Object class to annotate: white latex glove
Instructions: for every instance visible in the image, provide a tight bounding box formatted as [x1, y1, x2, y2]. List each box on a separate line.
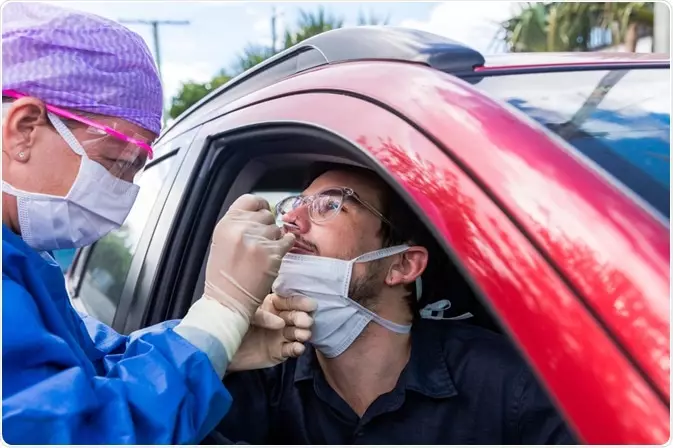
[227, 294, 317, 372]
[174, 194, 295, 378]
[204, 194, 295, 320]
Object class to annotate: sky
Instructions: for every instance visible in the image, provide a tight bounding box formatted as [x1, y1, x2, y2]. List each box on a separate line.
[53, 1, 524, 105]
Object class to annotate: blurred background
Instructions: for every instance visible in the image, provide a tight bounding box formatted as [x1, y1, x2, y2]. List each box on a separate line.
[55, 1, 671, 126]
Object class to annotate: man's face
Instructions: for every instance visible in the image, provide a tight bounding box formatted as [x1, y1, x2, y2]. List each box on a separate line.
[281, 169, 392, 306]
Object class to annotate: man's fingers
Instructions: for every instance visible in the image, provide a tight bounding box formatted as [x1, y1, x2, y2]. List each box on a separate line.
[252, 308, 285, 330]
[273, 294, 317, 313]
[229, 194, 271, 213]
[279, 310, 313, 329]
[281, 341, 305, 359]
[283, 326, 311, 342]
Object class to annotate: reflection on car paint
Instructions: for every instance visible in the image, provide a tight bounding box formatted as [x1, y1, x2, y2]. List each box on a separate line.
[210, 88, 668, 443]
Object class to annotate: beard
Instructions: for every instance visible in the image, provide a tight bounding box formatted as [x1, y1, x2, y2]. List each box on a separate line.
[348, 259, 387, 311]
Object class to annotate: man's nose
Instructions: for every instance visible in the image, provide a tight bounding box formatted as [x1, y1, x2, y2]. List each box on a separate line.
[282, 203, 310, 234]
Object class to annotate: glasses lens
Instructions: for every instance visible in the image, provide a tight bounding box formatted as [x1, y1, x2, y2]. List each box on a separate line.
[276, 196, 303, 222]
[310, 189, 343, 223]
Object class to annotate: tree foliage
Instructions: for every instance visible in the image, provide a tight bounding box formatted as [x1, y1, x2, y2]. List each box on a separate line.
[169, 71, 231, 119]
[498, 2, 654, 53]
[169, 7, 387, 119]
[283, 6, 345, 48]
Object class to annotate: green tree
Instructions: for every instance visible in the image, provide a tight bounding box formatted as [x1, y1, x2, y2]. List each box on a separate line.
[283, 6, 345, 48]
[168, 70, 231, 119]
[233, 44, 276, 74]
[230, 7, 347, 75]
[600, 2, 654, 52]
[169, 7, 390, 118]
[498, 2, 654, 53]
[357, 10, 390, 26]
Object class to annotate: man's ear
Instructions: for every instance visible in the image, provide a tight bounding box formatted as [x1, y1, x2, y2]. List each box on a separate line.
[2, 97, 49, 162]
[385, 246, 428, 287]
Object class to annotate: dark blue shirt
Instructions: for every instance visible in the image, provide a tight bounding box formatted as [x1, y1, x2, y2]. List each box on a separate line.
[210, 320, 576, 444]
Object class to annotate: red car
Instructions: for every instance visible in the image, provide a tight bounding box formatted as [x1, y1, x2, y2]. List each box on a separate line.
[66, 27, 670, 444]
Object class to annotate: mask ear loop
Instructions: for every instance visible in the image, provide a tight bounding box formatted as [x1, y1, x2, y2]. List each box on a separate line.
[353, 245, 423, 300]
[343, 245, 411, 297]
[48, 113, 87, 157]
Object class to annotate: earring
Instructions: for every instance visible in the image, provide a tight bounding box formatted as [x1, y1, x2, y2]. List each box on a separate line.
[18, 152, 25, 159]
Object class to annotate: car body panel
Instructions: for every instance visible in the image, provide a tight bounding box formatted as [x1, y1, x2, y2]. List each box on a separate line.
[208, 61, 669, 401]
[75, 34, 669, 443]
[196, 91, 669, 443]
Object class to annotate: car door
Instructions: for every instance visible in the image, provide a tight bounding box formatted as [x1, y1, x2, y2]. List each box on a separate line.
[124, 74, 666, 443]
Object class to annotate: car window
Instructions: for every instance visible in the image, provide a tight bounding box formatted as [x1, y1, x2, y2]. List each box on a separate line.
[474, 68, 670, 219]
[78, 158, 176, 325]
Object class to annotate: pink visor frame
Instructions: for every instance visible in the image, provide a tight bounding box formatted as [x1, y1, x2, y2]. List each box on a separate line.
[2, 89, 154, 159]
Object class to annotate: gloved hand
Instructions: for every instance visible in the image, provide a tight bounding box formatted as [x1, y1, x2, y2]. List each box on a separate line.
[204, 194, 295, 321]
[227, 293, 317, 372]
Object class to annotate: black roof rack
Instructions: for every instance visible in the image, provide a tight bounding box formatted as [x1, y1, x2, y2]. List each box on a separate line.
[299, 26, 484, 73]
[160, 26, 484, 140]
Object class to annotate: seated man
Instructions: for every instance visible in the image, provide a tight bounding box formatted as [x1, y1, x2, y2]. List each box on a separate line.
[213, 163, 576, 445]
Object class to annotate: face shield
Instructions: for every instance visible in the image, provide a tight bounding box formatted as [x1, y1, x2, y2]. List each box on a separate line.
[2, 89, 155, 185]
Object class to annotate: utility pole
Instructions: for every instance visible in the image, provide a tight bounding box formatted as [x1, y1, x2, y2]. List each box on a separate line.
[119, 19, 190, 84]
[119, 19, 190, 125]
[653, 2, 670, 54]
[270, 7, 283, 54]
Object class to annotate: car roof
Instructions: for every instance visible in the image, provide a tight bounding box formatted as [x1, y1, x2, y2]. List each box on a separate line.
[158, 26, 484, 142]
[481, 52, 670, 71]
[157, 26, 670, 144]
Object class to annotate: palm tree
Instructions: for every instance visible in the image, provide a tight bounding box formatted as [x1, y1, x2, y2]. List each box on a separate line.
[357, 10, 390, 26]
[233, 44, 276, 74]
[233, 7, 386, 75]
[283, 6, 344, 49]
[498, 2, 654, 53]
[600, 2, 654, 52]
[498, 3, 550, 52]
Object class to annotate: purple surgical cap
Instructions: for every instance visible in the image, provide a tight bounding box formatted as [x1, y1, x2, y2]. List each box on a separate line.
[2, 2, 163, 134]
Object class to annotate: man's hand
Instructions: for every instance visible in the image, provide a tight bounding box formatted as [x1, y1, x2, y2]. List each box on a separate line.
[227, 294, 316, 372]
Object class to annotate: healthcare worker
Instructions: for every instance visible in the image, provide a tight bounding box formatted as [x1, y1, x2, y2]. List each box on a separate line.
[2, 3, 313, 445]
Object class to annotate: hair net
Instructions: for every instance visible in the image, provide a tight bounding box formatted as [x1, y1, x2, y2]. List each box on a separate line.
[2, 2, 163, 134]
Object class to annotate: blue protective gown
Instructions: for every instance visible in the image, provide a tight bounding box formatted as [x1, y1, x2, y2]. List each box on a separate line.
[2, 224, 233, 444]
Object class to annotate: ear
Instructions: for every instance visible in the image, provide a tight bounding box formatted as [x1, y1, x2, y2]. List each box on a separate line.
[385, 246, 428, 288]
[2, 97, 49, 163]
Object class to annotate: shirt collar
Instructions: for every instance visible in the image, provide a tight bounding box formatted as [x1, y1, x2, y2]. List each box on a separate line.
[294, 324, 458, 399]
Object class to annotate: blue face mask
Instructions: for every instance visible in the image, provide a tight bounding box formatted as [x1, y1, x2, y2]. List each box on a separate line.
[272, 245, 413, 358]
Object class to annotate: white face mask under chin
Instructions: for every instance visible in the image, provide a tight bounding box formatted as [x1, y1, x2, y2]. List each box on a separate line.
[272, 245, 414, 358]
[2, 113, 139, 251]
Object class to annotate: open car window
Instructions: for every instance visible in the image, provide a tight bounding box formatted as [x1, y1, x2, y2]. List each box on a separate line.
[475, 68, 670, 220]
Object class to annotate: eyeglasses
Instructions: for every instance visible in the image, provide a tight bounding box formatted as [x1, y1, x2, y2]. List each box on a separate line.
[275, 187, 394, 228]
[2, 89, 155, 160]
